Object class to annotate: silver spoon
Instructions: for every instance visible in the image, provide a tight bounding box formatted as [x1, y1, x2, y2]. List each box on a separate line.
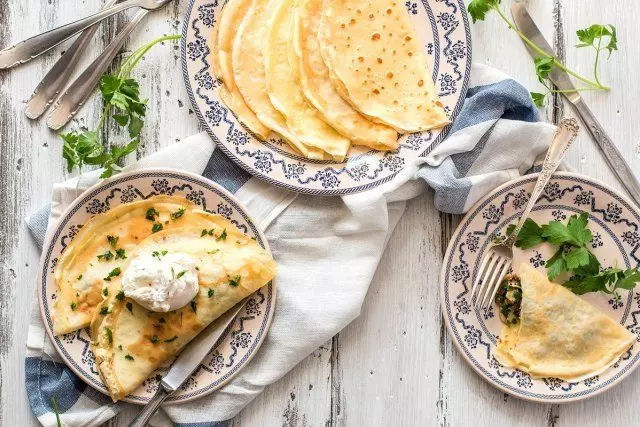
[0, 0, 173, 70]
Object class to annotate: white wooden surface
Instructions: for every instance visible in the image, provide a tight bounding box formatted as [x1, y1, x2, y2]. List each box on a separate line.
[1, 0, 638, 425]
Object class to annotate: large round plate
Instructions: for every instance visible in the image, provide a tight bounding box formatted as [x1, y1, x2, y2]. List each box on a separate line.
[38, 168, 276, 404]
[181, 0, 472, 195]
[441, 172, 640, 403]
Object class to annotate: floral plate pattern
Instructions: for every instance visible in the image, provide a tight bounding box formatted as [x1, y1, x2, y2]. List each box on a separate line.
[440, 172, 640, 403]
[181, 0, 472, 195]
[38, 169, 276, 404]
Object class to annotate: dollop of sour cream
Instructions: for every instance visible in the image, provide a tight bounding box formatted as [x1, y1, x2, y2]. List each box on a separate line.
[122, 252, 199, 312]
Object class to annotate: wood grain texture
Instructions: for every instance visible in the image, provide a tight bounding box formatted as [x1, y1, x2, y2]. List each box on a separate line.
[1, 0, 639, 426]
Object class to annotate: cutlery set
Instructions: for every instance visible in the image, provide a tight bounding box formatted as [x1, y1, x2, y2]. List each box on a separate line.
[0, 0, 173, 128]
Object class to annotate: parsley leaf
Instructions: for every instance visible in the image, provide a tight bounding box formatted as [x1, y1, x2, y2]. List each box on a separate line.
[115, 248, 127, 260]
[216, 229, 227, 241]
[164, 336, 178, 343]
[534, 56, 554, 83]
[228, 275, 241, 287]
[208, 289, 214, 298]
[125, 354, 134, 361]
[97, 250, 113, 261]
[545, 248, 567, 281]
[152, 222, 163, 233]
[171, 207, 185, 220]
[508, 218, 545, 249]
[116, 290, 125, 301]
[467, 0, 499, 23]
[103, 267, 121, 281]
[146, 207, 159, 221]
[105, 327, 113, 345]
[177, 270, 188, 279]
[107, 235, 119, 247]
[576, 24, 618, 56]
[530, 92, 546, 107]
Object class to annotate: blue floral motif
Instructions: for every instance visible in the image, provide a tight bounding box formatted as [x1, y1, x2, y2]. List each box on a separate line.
[195, 70, 217, 90]
[512, 189, 529, 210]
[402, 133, 424, 151]
[465, 233, 479, 252]
[482, 204, 502, 223]
[452, 263, 469, 283]
[180, 376, 198, 391]
[446, 40, 466, 62]
[284, 162, 306, 180]
[543, 377, 563, 391]
[186, 189, 205, 206]
[62, 332, 76, 345]
[86, 198, 108, 215]
[609, 297, 623, 310]
[228, 128, 249, 146]
[482, 305, 494, 320]
[204, 102, 225, 126]
[120, 185, 138, 203]
[516, 371, 533, 389]
[68, 224, 82, 241]
[217, 202, 233, 219]
[349, 163, 370, 182]
[583, 376, 599, 387]
[439, 72, 456, 95]
[622, 230, 640, 246]
[591, 232, 603, 248]
[245, 298, 262, 317]
[551, 209, 567, 221]
[208, 351, 225, 374]
[574, 190, 594, 206]
[254, 152, 273, 173]
[454, 298, 470, 315]
[604, 202, 623, 222]
[427, 42, 434, 55]
[543, 182, 562, 201]
[381, 155, 405, 172]
[464, 325, 481, 349]
[437, 12, 458, 31]
[529, 251, 544, 268]
[231, 331, 253, 349]
[151, 178, 172, 195]
[317, 170, 340, 189]
[197, 4, 216, 27]
[404, 1, 418, 14]
[187, 38, 206, 61]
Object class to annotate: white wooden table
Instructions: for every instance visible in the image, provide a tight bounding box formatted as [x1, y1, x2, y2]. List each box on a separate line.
[2, 0, 639, 425]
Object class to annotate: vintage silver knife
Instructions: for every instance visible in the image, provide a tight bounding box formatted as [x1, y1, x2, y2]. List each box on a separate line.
[129, 298, 248, 427]
[511, 2, 640, 207]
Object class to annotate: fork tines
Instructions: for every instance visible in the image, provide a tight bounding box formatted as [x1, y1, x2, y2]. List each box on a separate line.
[471, 252, 512, 308]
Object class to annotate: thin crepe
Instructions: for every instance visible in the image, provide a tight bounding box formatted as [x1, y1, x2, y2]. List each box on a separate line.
[292, 0, 398, 150]
[317, 0, 450, 133]
[494, 263, 634, 381]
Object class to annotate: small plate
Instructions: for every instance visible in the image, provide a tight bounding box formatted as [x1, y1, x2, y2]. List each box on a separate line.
[181, 0, 472, 195]
[38, 168, 276, 404]
[441, 172, 640, 403]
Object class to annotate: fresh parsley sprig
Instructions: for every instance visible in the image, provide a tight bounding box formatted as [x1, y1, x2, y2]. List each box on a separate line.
[467, 1, 617, 107]
[507, 213, 640, 299]
[61, 34, 181, 179]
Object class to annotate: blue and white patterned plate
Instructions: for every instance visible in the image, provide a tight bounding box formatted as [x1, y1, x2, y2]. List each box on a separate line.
[441, 172, 640, 403]
[37, 169, 276, 404]
[181, 0, 472, 195]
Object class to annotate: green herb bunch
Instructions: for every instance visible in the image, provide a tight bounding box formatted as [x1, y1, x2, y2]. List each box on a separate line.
[507, 213, 640, 301]
[61, 34, 181, 179]
[468, 0, 617, 107]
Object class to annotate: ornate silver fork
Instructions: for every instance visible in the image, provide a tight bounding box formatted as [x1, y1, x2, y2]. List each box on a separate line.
[471, 117, 580, 308]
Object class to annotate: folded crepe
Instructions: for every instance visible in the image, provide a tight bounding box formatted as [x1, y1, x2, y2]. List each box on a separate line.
[91, 222, 277, 401]
[495, 263, 634, 381]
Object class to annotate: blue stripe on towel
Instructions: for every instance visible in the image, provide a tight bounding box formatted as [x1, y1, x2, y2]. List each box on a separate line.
[25, 357, 87, 417]
[202, 149, 251, 194]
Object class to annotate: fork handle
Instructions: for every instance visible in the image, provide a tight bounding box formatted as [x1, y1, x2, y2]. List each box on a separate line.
[504, 118, 579, 247]
[0, 0, 140, 70]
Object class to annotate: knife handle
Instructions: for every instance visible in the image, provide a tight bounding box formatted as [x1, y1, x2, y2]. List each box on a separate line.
[129, 385, 171, 427]
[572, 98, 640, 207]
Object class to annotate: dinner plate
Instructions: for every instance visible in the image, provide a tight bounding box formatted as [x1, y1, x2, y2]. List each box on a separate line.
[441, 172, 640, 403]
[38, 168, 276, 404]
[181, 0, 472, 195]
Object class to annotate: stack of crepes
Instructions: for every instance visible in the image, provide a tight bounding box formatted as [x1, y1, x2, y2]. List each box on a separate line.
[210, 0, 450, 161]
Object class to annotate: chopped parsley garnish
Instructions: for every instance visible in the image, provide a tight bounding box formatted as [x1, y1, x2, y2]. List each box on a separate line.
[70, 302, 77, 311]
[190, 300, 197, 313]
[152, 250, 168, 260]
[97, 250, 113, 261]
[116, 290, 125, 301]
[176, 270, 188, 279]
[171, 266, 175, 279]
[118, 344, 123, 351]
[145, 207, 159, 221]
[126, 302, 133, 313]
[201, 228, 215, 237]
[107, 235, 119, 247]
[99, 307, 110, 315]
[105, 327, 113, 345]
[208, 289, 214, 298]
[208, 249, 219, 255]
[115, 248, 127, 260]
[125, 354, 134, 361]
[170, 207, 185, 220]
[164, 336, 178, 343]
[216, 229, 227, 241]
[495, 275, 522, 325]
[150, 335, 159, 344]
[103, 267, 121, 281]
[195, 266, 200, 271]
[77, 274, 83, 280]
[228, 275, 241, 287]
[102, 288, 108, 297]
[152, 222, 163, 233]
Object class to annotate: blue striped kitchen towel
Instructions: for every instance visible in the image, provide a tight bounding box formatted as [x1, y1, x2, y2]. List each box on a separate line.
[24, 63, 555, 426]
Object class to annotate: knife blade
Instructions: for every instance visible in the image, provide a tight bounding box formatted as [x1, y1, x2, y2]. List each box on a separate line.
[511, 2, 640, 208]
[129, 298, 248, 427]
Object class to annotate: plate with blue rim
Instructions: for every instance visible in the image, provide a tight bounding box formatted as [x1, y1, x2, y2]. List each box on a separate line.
[440, 172, 640, 403]
[37, 168, 276, 404]
[181, 0, 472, 195]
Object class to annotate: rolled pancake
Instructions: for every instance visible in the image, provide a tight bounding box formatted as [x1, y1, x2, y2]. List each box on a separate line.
[495, 263, 634, 381]
[233, 0, 326, 159]
[53, 196, 225, 335]
[317, 0, 450, 133]
[210, 0, 270, 139]
[292, 0, 398, 150]
[92, 223, 277, 401]
[265, 0, 350, 161]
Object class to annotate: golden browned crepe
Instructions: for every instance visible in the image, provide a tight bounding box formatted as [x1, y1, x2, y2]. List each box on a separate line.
[495, 263, 634, 381]
[91, 222, 276, 401]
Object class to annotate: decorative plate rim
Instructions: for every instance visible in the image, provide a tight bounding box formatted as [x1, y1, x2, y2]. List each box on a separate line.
[37, 167, 277, 405]
[440, 171, 640, 404]
[180, 0, 473, 196]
